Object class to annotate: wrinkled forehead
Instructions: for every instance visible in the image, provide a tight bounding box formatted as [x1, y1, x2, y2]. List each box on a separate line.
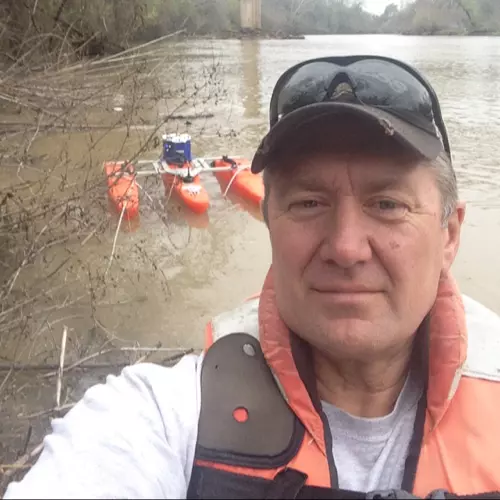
[271, 158, 430, 206]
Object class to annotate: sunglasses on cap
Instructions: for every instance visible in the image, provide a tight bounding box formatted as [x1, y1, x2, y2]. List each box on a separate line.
[251, 55, 452, 174]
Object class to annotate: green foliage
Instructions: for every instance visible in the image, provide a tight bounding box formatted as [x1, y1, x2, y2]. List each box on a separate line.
[141, 0, 240, 36]
[261, 0, 377, 35]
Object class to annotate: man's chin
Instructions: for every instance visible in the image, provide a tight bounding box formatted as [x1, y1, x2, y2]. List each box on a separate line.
[307, 319, 390, 359]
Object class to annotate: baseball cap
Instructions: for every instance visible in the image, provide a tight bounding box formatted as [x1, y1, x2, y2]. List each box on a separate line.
[251, 55, 452, 173]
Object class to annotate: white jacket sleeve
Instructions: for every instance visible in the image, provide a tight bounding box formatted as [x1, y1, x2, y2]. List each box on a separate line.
[3, 354, 202, 500]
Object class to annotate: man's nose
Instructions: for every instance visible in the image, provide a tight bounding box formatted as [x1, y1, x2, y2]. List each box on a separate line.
[318, 201, 373, 269]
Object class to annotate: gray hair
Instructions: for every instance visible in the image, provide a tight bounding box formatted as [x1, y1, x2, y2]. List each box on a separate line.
[261, 151, 458, 227]
[432, 152, 458, 225]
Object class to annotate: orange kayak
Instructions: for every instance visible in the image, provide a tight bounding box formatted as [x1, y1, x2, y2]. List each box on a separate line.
[104, 162, 139, 220]
[162, 171, 210, 215]
[212, 157, 264, 205]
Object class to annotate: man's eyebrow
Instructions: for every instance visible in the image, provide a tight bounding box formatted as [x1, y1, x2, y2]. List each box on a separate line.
[275, 173, 416, 196]
[274, 175, 328, 196]
[359, 176, 417, 195]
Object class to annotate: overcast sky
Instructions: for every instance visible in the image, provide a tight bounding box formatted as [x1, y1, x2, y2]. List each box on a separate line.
[363, 0, 396, 15]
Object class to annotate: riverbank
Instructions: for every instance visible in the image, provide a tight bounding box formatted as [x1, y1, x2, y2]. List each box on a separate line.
[188, 29, 500, 41]
[0, 345, 195, 496]
[399, 28, 500, 36]
[0, 39, 218, 495]
[201, 28, 305, 40]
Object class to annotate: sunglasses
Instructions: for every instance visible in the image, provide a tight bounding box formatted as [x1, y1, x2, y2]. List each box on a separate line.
[268, 55, 451, 158]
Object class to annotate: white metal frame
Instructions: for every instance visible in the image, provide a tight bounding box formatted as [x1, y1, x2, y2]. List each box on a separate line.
[134, 157, 250, 178]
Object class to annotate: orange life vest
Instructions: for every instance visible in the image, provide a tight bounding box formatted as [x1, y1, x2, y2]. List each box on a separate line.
[187, 268, 500, 499]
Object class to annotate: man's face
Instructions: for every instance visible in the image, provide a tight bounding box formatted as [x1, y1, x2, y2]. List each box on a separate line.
[267, 140, 465, 361]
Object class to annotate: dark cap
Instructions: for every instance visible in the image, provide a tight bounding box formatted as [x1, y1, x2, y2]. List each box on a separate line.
[251, 56, 451, 174]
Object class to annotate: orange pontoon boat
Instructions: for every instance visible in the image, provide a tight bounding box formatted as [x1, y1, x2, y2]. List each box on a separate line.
[211, 156, 264, 206]
[104, 133, 265, 219]
[162, 167, 210, 215]
[104, 162, 139, 220]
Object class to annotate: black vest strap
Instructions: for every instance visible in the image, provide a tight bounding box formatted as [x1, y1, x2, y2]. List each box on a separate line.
[265, 469, 307, 499]
[187, 465, 366, 500]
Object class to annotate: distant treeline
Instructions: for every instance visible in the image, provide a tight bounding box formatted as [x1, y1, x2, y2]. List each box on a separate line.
[376, 0, 500, 36]
[1, 0, 499, 62]
[262, 0, 500, 36]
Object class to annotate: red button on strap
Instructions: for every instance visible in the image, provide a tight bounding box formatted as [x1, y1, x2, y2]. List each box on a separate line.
[233, 407, 249, 423]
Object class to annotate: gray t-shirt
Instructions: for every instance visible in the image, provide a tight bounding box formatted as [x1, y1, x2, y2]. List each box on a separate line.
[322, 371, 423, 493]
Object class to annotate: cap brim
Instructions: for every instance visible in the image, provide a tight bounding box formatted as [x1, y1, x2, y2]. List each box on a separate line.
[251, 102, 443, 173]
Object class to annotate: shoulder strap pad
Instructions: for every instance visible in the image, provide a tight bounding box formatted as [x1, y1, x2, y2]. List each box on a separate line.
[195, 332, 304, 468]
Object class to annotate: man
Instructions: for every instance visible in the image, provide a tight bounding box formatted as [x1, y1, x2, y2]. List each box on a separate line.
[4, 56, 500, 500]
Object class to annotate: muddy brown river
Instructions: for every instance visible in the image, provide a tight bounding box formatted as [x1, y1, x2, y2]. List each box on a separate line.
[13, 34, 500, 354]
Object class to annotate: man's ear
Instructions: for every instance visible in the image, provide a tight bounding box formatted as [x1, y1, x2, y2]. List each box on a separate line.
[442, 201, 466, 273]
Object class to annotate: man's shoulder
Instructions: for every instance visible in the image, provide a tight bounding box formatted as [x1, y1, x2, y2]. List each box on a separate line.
[3, 353, 203, 499]
[110, 352, 203, 416]
[118, 352, 202, 387]
[462, 294, 500, 382]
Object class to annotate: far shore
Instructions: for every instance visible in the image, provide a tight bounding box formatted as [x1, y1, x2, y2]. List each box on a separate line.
[185, 29, 500, 41]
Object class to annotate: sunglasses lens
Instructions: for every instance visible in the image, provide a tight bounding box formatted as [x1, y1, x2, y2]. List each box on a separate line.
[276, 59, 434, 128]
[349, 60, 434, 118]
[276, 62, 341, 116]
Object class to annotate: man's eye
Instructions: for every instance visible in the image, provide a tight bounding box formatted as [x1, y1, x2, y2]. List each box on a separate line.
[378, 200, 398, 210]
[287, 199, 326, 217]
[368, 199, 408, 220]
[290, 200, 320, 210]
[301, 200, 319, 208]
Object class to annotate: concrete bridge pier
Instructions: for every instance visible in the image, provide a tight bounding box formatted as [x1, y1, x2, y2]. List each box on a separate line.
[240, 0, 262, 30]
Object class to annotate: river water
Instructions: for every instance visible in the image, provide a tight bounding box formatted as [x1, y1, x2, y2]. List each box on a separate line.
[14, 34, 500, 354]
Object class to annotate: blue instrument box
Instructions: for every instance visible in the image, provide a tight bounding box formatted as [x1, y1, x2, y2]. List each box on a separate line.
[162, 133, 192, 163]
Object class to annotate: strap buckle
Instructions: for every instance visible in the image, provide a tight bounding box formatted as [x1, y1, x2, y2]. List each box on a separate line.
[426, 491, 447, 500]
[366, 490, 419, 500]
